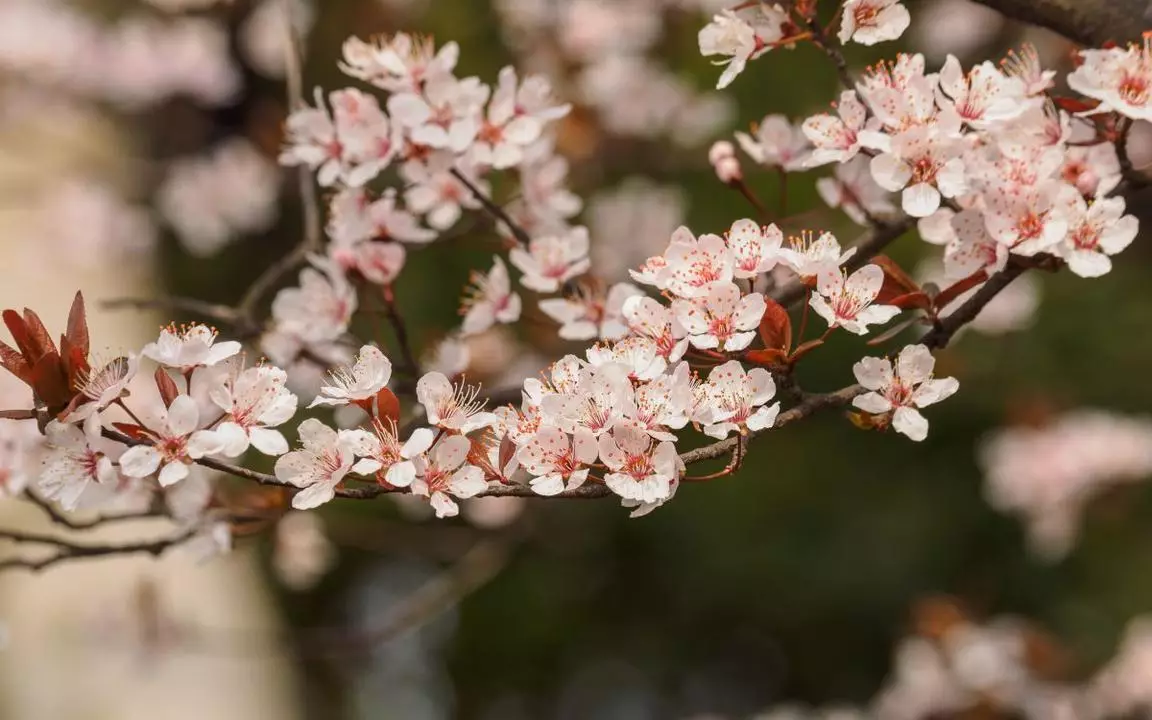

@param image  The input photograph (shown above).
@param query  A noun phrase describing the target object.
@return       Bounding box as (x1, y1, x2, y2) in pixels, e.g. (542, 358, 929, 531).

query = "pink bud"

(708, 140, 736, 165)
(709, 141, 743, 183)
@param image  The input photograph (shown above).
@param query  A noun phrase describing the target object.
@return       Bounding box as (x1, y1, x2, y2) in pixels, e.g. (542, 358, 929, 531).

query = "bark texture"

(972, 0, 1152, 47)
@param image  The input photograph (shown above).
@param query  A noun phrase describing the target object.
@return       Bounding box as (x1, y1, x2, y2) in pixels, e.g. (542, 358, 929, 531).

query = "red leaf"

(743, 349, 789, 366)
(112, 422, 150, 441)
(498, 435, 517, 478)
(1053, 96, 1100, 114)
(29, 351, 70, 410)
(788, 338, 824, 364)
(934, 269, 989, 310)
(21, 308, 57, 362)
(375, 388, 401, 424)
(0, 340, 31, 384)
(871, 256, 922, 305)
(66, 291, 90, 358)
(154, 368, 180, 409)
(758, 298, 793, 353)
(887, 291, 933, 311)
(2, 310, 32, 359)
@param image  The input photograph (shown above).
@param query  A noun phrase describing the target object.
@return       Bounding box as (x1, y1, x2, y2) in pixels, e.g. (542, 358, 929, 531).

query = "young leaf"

(788, 338, 825, 364)
(871, 256, 922, 306)
(154, 368, 180, 409)
(375, 388, 401, 424)
(21, 308, 57, 362)
(66, 291, 90, 358)
(758, 298, 793, 353)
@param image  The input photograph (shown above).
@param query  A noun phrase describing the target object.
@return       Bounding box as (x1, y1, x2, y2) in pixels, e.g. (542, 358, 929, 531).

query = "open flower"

(622, 296, 689, 363)
(726, 219, 782, 278)
(697, 361, 780, 439)
(838, 0, 910, 46)
(118, 395, 223, 487)
(275, 419, 377, 509)
(802, 91, 870, 166)
(509, 226, 592, 293)
(778, 231, 856, 280)
(539, 282, 641, 341)
(142, 323, 241, 371)
(852, 344, 959, 441)
(672, 281, 766, 351)
(698, 5, 788, 89)
(1068, 37, 1152, 122)
(461, 257, 521, 336)
(40, 414, 121, 511)
(347, 419, 435, 488)
(810, 265, 900, 336)
(309, 345, 392, 408)
(518, 426, 597, 496)
(410, 434, 487, 518)
(416, 372, 497, 434)
(207, 365, 298, 457)
(735, 115, 811, 170)
(63, 354, 139, 421)
(1057, 194, 1138, 278)
(598, 423, 680, 517)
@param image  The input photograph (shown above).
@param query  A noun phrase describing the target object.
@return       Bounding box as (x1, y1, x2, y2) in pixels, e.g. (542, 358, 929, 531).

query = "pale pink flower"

(401, 156, 485, 230)
(810, 265, 900, 335)
(1059, 140, 1121, 198)
(817, 156, 898, 226)
(346, 420, 435, 489)
(309, 345, 392, 408)
(269, 258, 358, 346)
(928, 208, 1009, 279)
(735, 115, 811, 170)
(539, 282, 642, 341)
(142, 323, 241, 371)
(852, 344, 959, 441)
(838, 0, 910, 46)
(728, 219, 783, 278)
(672, 281, 766, 351)
(1000, 44, 1056, 98)
(509, 226, 592, 293)
(536, 363, 626, 438)
(585, 337, 667, 382)
(598, 423, 680, 517)
(339, 33, 459, 93)
(663, 228, 736, 298)
(709, 139, 743, 183)
(697, 361, 780, 439)
(471, 66, 570, 169)
(518, 426, 598, 496)
(698, 5, 788, 89)
(40, 414, 122, 511)
(279, 88, 341, 186)
(869, 126, 968, 217)
(461, 257, 522, 336)
(387, 76, 488, 152)
(65, 355, 139, 422)
(778, 231, 856, 280)
(1057, 194, 1138, 278)
(802, 91, 871, 166)
(621, 295, 690, 363)
(409, 435, 487, 518)
(937, 55, 1027, 129)
(416, 372, 497, 434)
(206, 364, 297, 457)
(276, 419, 377, 509)
(330, 88, 401, 186)
(119, 395, 223, 487)
(982, 184, 1068, 256)
(1068, 37, 1152, 122)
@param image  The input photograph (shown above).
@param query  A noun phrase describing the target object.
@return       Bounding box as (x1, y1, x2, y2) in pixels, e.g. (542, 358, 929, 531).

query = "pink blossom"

(852, 344, 959, 441)
(672, 281, 765, 351)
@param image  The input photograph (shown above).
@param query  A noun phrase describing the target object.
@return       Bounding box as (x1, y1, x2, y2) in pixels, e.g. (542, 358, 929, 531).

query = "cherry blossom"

(852, 344, 959, 441)
(698, 5, 788, 89)
(339, 33, 459, 94)
(816, 156, 898, 226)
(461, 256, 522, 336)
(585, 337, 667, 382)
(662, 228, 735, 298)
(40, 414, 121, 511)
(803, 91, 871, 166)
(598, 423, 680, 517)
(982, 185, 1068, 256)
(409, 434, 487, 518)
(924, 208, 1009, 280)
(1067, 36, 1152, 122)
(839, 0, 910, 46)
(275, 420, 373, 510)
(1057, 194, 1138, 278)
(401, 155, 485, 231)
(278, 88, 341, 186)
(309, 345, 392, 408)
(268, 257, 358, 351)
(471, 66, 570, 169)
(539, 282, 641, 341)
(206, 364, 297, 457)
(810, 265, 900, 335)
(618, 362, 693, 441)
(1000, 43, 1056, 98)
(142, 324, 241, 373)
(118, 395, 223, 487)
(509, 226, 592, 293)
(709, 140, 743, 183)
(868, 125, 968, 217)
(735, 115, 811, 171)
(778, 231, 856, 280)
(672, 281, 766, 351)
(64, 354, 139, 422)
(621, 295, 689, 364)
(536, 363, 626, 438)
(937, 56, 1027, 129)
(518, 426, 597, 496)
(416, 372, 497, 434)
(388, 75, 488, 153)
(697, 361, 780, 439)
(351, 419, 435, 488)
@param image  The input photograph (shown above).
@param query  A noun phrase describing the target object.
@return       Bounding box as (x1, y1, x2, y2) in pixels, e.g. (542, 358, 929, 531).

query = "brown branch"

(0, 526, 197, 573)
(805, 12, 855, 94)
(969, 0, 1152, 47)
(101, 296, 250, 332)
(449, 168, 531, 247)
(23, 491, 163, 530)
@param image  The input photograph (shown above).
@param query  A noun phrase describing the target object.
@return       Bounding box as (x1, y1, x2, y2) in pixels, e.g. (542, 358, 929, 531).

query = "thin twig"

(0, 526, 197, 573)
(101, 297, 247, 331)
(23, 491, 162, 530)
(449, 168, 531, 247)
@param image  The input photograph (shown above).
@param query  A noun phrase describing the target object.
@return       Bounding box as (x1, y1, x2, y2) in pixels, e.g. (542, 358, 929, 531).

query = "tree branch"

(970, 0, 1152, 47)
(449, 168, 531, 247)
(0, 526, 197, 573)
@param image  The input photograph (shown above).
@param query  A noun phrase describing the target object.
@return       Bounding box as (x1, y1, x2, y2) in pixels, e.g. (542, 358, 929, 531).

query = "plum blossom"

(267, 257, 358, 352)
(339, 33, 459, 94)
(697, 361, 780, 439)
(350, 419, 435, 488)
(982, 185, 1068, 256)
(585, 337, 667, 382)
(1068, 36, 1152, 122)
(698, 5, 788, 89)
(40, 414, 121, 511)
(617, 363, 693, 441)
(387, 76, 488, 152)
(416, 372, 497, 434)
(852, 344, 959, 441)
(539, 282, 641, 341)
(142, 323, 241, 371)
(118, 395, 223, 487)
(64, 355, 139, 421)
(622, 296, 689, 364)
(662, 228, 735, 298)
(816, 156, 898, 226)
(868, 126, 968, 217)
(709, 140, 743, 183)
(778, 231, 856, 280)
(803, 91, 871, 166)
(937, 56, 1027, 129)
(275, 419, 378, 509)
(471, 66, 570, 169)
(277, 88, 341, 186)
(461, 257, 522, 336)
(838, 0, 910, 46)
(518, 426, 597, 496)
(810, 265, 900, 336)
(409, 435, 487, 518)
(598, 423, 680, 517)
(509, 226, 592, 293)
(1057, 194, 1138, 278)
(400, 156, 485, 231)
(672, 281, 766, 351)
(206, 364, 297, 457)
(735, 115, 811, 171)
(309, 345, 392, 408)
(726, 219, 782, 278)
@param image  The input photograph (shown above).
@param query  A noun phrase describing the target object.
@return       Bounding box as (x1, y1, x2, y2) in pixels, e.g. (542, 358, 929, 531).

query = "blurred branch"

(23, 490, 163, 530)
(970, 0, 1152, 47)
(450, 168, 531, 247)
(0, 526, 197, 573)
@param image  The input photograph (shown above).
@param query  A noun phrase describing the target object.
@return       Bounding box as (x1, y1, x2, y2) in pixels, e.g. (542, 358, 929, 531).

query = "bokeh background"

(1, 0, 1152, 718)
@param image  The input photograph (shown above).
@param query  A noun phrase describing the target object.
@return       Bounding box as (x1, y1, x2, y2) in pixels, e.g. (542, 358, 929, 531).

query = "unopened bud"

(708, 141, 743, 184)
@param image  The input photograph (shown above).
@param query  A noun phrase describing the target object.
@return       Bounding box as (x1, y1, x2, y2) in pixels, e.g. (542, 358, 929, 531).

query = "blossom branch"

(449, 167, 532, 247)
(0, 526, 198, 573)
